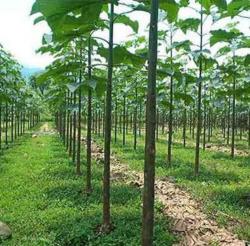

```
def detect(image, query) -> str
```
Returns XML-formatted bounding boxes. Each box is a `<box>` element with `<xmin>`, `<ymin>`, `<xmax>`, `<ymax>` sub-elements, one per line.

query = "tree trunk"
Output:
<box><xmin>142</xmin><ymin>0</ymin><xmax>158</xmax><ymax>245</ymax></box>
<box><xmin>123</xmin><ymin>95</ymin><xmax>126</xmax><ymax>146</ymax></box>
<box><xmin>194</xmin><ymin>4</ymin><xmax>203</xmax><ymax>176</ymax></box>
<box><xmin>103</xmin><ymin>2</ymin><xmax>114</xmax><ymax>229</ymax></box>
<box><xmin>76</xmin><ymin>71</ymin><xmax>82</xmax><ymax>176</ymax></box>
<box><xmin>167</xmin><ymin>29</ymin><xmax>174</xmax><ymax>166</ymax></box>
<box><xmin>134</xmin><ymin>81</ymin><xmax>138</xmax><ymax>150</ymax></box>
<box><xmin>231</xmin><ymin>55</ymin><xmax>236</xmax><ymax>158</ymax></box>
<box><xmin>86</xmin><ymin>37</ymin><xmax>92</xmax><ymax>193</ymax></box>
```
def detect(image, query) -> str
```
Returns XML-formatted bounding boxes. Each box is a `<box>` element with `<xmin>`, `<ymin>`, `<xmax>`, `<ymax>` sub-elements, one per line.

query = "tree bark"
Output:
<box><xmin>103</xmin><ymin>2</ymin><xmax>114</xmax><ymax>229</ymax></box>
<box><xmin>142</xmin><ymin>0</ymin><xmax>158</xmax><ymax>245</ymax></box>
<box><xmin>194</xmin><ymin>4</ymin><xmax>203</xmax><ymax>176</ymax></box>
<box><xmin>86</xmin><ymin>37</ymin><xmax>92</xmax><ymax>193</ymax></box>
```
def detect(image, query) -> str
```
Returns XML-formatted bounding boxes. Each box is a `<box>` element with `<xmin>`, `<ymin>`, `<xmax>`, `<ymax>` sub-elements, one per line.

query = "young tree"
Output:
<box><xmin>141</xmin><ymin>0</ymin><xmax>159</xmax><ymax>245</ymax></box>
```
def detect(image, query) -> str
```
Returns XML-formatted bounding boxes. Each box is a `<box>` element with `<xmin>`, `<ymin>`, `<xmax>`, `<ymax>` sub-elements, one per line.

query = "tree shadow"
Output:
<box><xmin>157</xmin><ymin>153</ymin><xmax>242</xmax><ymax>184</ymax></box>
<box><xmin>212</xmin><ymin>152</ymin><xmax>250</xmax><ymax>167</ymax></box>
<box><xmin>210</xmin><ymin>186</ymin><xmax>250</xmax><ymax>209</ymax></box>
<box><xmin>45</xmin><ymin>203</ymin><xmax>176</xmax><ymax>246</ymax></box>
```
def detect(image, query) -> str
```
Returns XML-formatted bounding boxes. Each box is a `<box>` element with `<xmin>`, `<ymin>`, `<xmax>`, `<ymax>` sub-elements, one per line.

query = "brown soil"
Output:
<box><xmin>88</xmin><ymin>139</ymin><xmax>246</xmax><ymax>246</ymax></box>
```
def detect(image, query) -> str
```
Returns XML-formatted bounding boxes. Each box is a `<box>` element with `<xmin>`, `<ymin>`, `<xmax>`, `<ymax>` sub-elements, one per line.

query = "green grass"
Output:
<box><xmin>0</xmin><ymin>126</ymin><xmax>176</xmax><ymax>245</ymax></box>
<box><xmin>0</xmin><ymin>122</ymin><xmax>30</xmax><ymax>151</ymax></box>
<box><xmin>94</xmin><ymin>130</ymin><xmax>250</xmax><ymax>241</ymax></box>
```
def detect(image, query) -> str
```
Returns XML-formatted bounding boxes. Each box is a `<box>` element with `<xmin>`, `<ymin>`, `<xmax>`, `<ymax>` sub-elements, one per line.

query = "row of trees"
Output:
<box><xmin>31</xmin><ymin>0</ymin><xmax>249</xmax><ymax>245</ymax></box>
<box><xmin>0</xmin><ymin>44</ymin><xmax>41</xmax><ymax>151</ymax></box>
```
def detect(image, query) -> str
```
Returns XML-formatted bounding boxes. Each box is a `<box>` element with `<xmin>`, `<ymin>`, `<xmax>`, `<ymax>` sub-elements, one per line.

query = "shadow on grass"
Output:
<box><xmin>47</xmin><ymin>204</ymin><xmax>176</xmax><ymax>246</ymax></box>
<box><xmin>38</xmin><ymin>136</ymin><xmax>176</xmax><ymax>245</ymax></box>
<box><xmin>212</xmin><ymin>152</ymin><xmax>250</xmax><ymax>167</ymax></box>
<box><xmin>110</xmin><ymin>138</ymin><xmax>243</xmax><ymax>184</ymax></box>
<box><xmin>42</xmin><ymin>177</ymin><xmax>175</xmax><ymax>246</ymax></box>
<box><xmin>43</xmin><ymin>179</ymin><xmax>142</xmax><ymax>208</ymax></box>
<box><xmin>210</xmin><ymin>186</ymin><xmax>250</xmax><ymax>209</ymax></box>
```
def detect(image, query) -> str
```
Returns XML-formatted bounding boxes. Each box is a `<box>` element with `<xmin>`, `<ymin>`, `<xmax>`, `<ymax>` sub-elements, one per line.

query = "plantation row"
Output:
<box><xmin>0</xmin><ymin>0</ymin><xmax>247</xmax><ymax>245</ymax></box>
<box><xmin>0</xmin><ymin>45</ymin><xmax>40</xmax><ymax>151</ymax></box>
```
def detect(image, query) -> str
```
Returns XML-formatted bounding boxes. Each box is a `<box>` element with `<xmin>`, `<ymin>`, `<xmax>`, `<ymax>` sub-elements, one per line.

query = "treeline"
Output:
<box><xmin>0</xmin><ymin>44</ymin><xmax>41</xmax><ymax>151</ymax></box>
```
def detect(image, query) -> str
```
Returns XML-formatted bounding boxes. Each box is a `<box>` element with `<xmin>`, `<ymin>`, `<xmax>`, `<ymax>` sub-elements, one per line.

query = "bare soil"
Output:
<box><xmin>89</xmin><ymin>139</ymin><xmax>246</xmax><ymax>246</ymax></box>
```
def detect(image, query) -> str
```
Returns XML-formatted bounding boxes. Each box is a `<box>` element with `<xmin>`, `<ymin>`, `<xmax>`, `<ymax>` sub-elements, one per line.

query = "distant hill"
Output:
<box><xmin>21</xmin><ymin>67</ymin><xmax>43</xmax><ymax>78</ymax></box>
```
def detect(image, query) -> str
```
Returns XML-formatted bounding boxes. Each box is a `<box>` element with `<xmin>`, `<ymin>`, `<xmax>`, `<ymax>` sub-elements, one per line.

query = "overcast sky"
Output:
<box><xmin>0</xmin><ymin>0</ymin><xmax>249</xmax><ymax>69</ymax></box>
<box><xmin>0</xmin><ymin>0</ymin><xmax>53</xmax><ymax>68</ymax></box>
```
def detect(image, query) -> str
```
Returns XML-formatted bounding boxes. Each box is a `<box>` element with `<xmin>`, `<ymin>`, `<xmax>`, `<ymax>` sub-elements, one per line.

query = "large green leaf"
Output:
<box><xmin>197</xmin><ymin>0</ymin><xmax>227</xmax><ymax>11</ymax></box>
<box><xmin>180</xmin><ymin>0</ymin><xmax>190</xmax><ymax>7</ymax></box>
<box><xmin>92</xmin><ymin>75</ymin><xmax>106</xmax><ymax>97</ymax></box>
<box><xmin>203</xmin><ymin>57</ymin><xmax>217</xmax><ymax>70</ymax></box>
<box><xmin>97</xmin><ymin>45</ymin><xmax>146</xmax><ymax>66</ymax></box>
<box><xmin>210</xmin><ymin>29</ymin><xmax>239</xmax><ymax>46</ymax></box>
<box><xmin>114</xmin><ymin>15</ymin><xmax>139</xmax><ymax>33</ymax></box>
<box><xmin>227</xmin><ymin>0</ymin><xmax>250</xmax><ymax>17</ymax></box>
<box><xmin>177</xmin><ymin>18</ymin><xmax>200</xmax><ymax>34</ymax></box>
<box><xmin>212</xmin><ymin>0</ymin><xmax>227</xmax><ymax>10</ymax></box>
<box><xmin>216</xmin><ymin>46</ymin><xmax>231</xmax><ymax>56</ymax></box>
<box><xmin>160</xmin><ymin>0</ymin><xmax>179</xmax><ymax>23</ymax></box>
<box><xmin>245</xmin><ymin>54</ymin><xmax>250</xmax><ymax>67</ymax></box>
<box><xmin>31</xmin><ymin>0</ymin><xmax>110</xmax><ymax>18</ymax></box>
<box><xmin>31</xmin><ymin>0</ymin><xmax>111</xmax><ymax>38</ymax></box>
<box><xmin>239</xmin><ymin>37</ymin><xmax>250</xmax><ymax>49</ymax></box>
<box><xmin>174</xmin><ymin>92</ymin><xmax>194</xmax><ymax>105</ymax></box>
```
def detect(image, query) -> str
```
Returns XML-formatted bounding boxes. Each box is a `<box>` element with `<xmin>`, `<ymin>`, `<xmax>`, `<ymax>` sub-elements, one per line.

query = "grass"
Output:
<box><xmin>94</xmin><ymin>130</ymin><xmax>250</xmax><ymax>241</ymax></box>
<box><xmin>0</xmin><ymin>125</ymin><xmax>176</xmax><ymax>245</ymax></box>
<box><xmin>0</xmin><ymin>122</ymin><xmax>30</xmax><ymax>151</ymax></box>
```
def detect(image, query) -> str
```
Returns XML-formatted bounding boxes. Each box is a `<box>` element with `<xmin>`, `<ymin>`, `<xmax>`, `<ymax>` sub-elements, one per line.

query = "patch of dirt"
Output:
<box><xmin>32</xmin><ymin>123</ymin><xmax>56</xmax><ymax>136</ymax></box>
<box><xmin>206</xmin><ymin>144</ymin><xmax>249</xmax><ymax>157</ymax></box>
<box><xmin>89</xmin><ymin>140</ymin><xmax>246</xmax><ymax>246</ymax></box>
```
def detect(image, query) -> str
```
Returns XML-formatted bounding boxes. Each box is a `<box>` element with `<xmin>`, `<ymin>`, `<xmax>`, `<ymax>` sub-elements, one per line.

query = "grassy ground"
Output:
<box><xmin>94</xmin><ymin>130</ymin><xmax>250</xmax><ymax>241</ymax></box>
<box><xmin>0</xmin><ymin>122</ymin><xmax>29</xmax><ymax>151</ymax></box>
<box><xmin>0</xmin><ymin>125</ymin><xmax>176</xmax><ymax>246</ymax></box>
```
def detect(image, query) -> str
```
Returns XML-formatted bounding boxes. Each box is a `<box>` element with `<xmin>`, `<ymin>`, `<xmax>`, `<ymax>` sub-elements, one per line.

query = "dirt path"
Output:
<box><xmin>89</xmin><ymin>140</ymin><xmax>246</xmax><ymax>246</ymax></box>
<box><xmin>32</xmin><ymin>122</ymin><xmax>56</xmax><ymax>137</ymax></box>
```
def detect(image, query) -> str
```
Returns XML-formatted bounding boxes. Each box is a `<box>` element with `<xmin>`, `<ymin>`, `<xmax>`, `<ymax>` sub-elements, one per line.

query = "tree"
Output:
<box><xmin>141</xmin><ymin>0</ymin><xmax>159</xmax><ymax>245</ymax></box>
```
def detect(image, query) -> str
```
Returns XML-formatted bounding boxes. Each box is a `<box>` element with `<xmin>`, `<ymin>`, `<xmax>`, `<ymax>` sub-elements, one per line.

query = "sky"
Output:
<box><xmin>0</xmin><ymin>0</ymin><xmax>249</xmax><ymax>69</ymax></box>
<box><xmin>0</xmin><ymin>0</ymin><xmax>53</xmax><ymax>68</ymax></box>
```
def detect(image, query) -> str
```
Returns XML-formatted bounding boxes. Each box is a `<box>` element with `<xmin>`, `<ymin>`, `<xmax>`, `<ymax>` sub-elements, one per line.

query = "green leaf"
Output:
<box><xmin>227</xmin><ymin>0</ymin><xmax>250</xmax><ymax>17</ymax></box>
<box><xmin>177</xmin><ymin>18</ymin><xmax>200</xmax><ymax>34</ymax></box>
<box><xmin>239</xmin><ymin>37</ymin><xmax>250</xmax><ymax>49</ymax></box>
<box><xmin>160</xmin><ymin>0</ymin><xmax>179</xmax><ymax>23</ymax></box>
<box><xmin>157</xmin><ymin>68</ymin><xmax>174</xmax><ymax>77</ymax></box>
<box><xmin>185</xmin><ymin>74</ymin><xmax>196</xmax><ymax>84</ymax></box>
<box><xmin>92</xmin><ymin>75</ymin><xmax>106</xmax><ymax>97</ymax></box>
<box><xmin>31</xmin><ymin>0</ymin><xmax>108</xmax><ymax>17</ymax></box>
<box><xmin>114</xmin><ymin>15</ymin><xmax>139</xmax><ymax>33</ymax></box>
<box><xmin>216</xmin><ymin>46</ymin><xmax>231</xmax><ymax>56</ymax></box>
<box><xmin>31</xmin><ymin>0</ymin><xmax>84</xmax><ymax>17</ymax></box>
<box><xmin>200</xmin><ymin>0</ymin><xmax>212</xmax><ymax>11</ymax></box>
<box><xmin>203</xmin><ymin>57</ymin><xmax>217</xmax><ymax>70</ymax></box>
<box><xmin>245</xmin><ymin>54</ymin><xmax>250</xmax><ymax>67</ymax></box>
<box><xmin>180</xmin><ymin>0</ymin><xmax>190</xmax><ymax>7</ymax></box>
<box><xmin>212</xmin><ymin>0</ymin><xmax>227</xmax><ymax>10</ymax></box>
<box><xmin>210</xmin><ymin>29</ymin><xmax>239</xmax><ymax>46</ymax></box>
<box><xmin>31</xmin><ymin>0</ymin><xmax>110</xmax><ymax>39</ymax></box>
<box><xmin>198</xmin><ymin>0</ymin><xmax>227</xmax><ymax>11</ymax></box>
<box><xmin>174</xmin><ymin>92</ymin><xmax>194</xmax><ymax>105</ymax></box>
<box><xmin>33</xmin><ymin>15</ymin><xmax>45</xmax><ymax>24</ymax></box>
<box><xmin>97</xmin><ymin>45</ymin><xmax>146</xmax><ymax>66</ymax></box>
